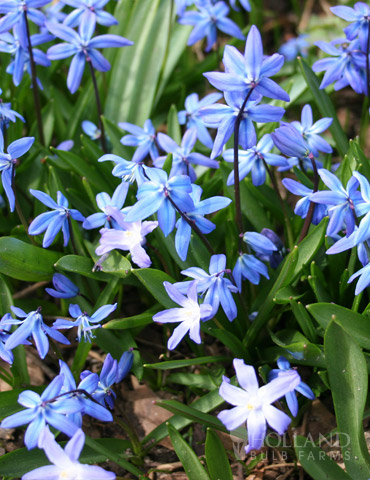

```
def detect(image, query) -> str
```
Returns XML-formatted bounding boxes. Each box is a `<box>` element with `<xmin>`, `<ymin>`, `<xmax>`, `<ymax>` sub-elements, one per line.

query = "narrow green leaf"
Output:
<box><xmin>167</xmin><ymin>104</ymin><xmax>181</xmax><ymax>144</ymax></box>
<box><xmin>324</xmin><ymin>322</ymin><xmax>370</xmax><ymax>479</ymax></box>
<box><xmin>168</xmin><ymin>423</ymin><xmax>210</xmax><ymax>480</ymax></box>
<box><xmin>144</xmin><ymin>355</ymin><xmax>230</xmax><ymax>370</ymax></box>
<box><xmin>0</xmin><ymin>274</ymin><xmax>12</xmax><ymax>316</ymax></box>
<box><xmin>167</xmin><ymin>373</ymin><xmax>218</xmax><ymax>390</ymax></box>
<box><xmin>290</xmin><ymin>300</ymin><xmax>318</xmax><ymax>343</ymax></box>
<box><xmin>55</xmin><ymin>255</ymin><xmax>111</xmax><ymax>281</ymax></box>
<box><xmin>104</xmin><ymin>306</ymin><xmax>160</xmax><ymax>330</ymax></box>
<box><xmin>205</xmin><ymin>429</ymin><xmax>233</xmax><ymax>480</ymax></box>
<box><xmin>132</xmin><ymin>268</ymin><xmax>176</xmax><ymax>307</ymax></box>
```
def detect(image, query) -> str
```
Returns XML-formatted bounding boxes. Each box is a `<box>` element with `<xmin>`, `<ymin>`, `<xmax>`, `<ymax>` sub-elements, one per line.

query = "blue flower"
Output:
<box><xmin>229</xmin><ymin>0</ymin><xmax>251</xmax><ymax>12</ymax></box>
<box><xmin>282</xmin><ymin>178</ymin><xmax>327</xmax><ymax>225</ymax></box>
<box><xmin>153</xmin><ymin>280</ymin><xmax>213</xmax><ymax>350</ymax></box>
<box><xmin>0</xmin><ymin>314</ymin><xmax>15</xmax><ymax>364</ymax></box>
<box><xmin>119</xmin><ymin>119</ymin><xmax>159</xmax><ymax>163</ymax></box>
<box><xmin>0</xmin><ymin>88</ymin><xmax>25</xmax><ymax>133</ymax></box>
<box><xmin>199</xmin><ymin>91</ymin><xmax>285</xmax><ymax>159</ymax></box>
<box><xmin>279</xmin><ymin>35</ymin><xmax>309</xmax><ymax>61</ymax></box>
<box><xmin>223</xmin><ymin>134</ymin><xmax>288</xmax><ymax>186</ymax></box>
<box><xmin>178</xmin><ymin>1</ymin><xmax>244</xmax><ymax>52</ymax></box>
<box><xmin>348</xmin><ymin>261</ymin><xmax>370</xmax><ymax>295</ymax></box>
<box><xmin>22</xmin><ymin>427</ymin><xmax>116</xmax><ymax>479</ymax></box>
<box><xmin>155</xmin><ymin>128</ymin><xmax>219</xmax><ymax>181</ymax></box>
<box><xmin>63</xmin><ymin>0</ymin><xmax>118</xmax><ymax>28</ymax></box>
<box><xmin>331</xmin><ymin>2</ymin><xmax>370</xmax><ymax>50</ymax></box>
<box><xmin>257</xmin><ymin>228</ymin><xmax>285</xmax><ymax>268</ymax></box>
<box><xmin>175</xmin><ymin>0</ymin><xmax>194</xmax><ymax>16</ymax></box>
<box><xmin>204</xmin><ymin>25</ymin><xmax>289</xmax><ymax>101</ymax></box>
<box><xmin>178</xmin><ymin>92</ymin><xmax>222</xmax><ymax>149</ymax></box>
<box><xmin>312</xmin><ymin>38</ymin><xmax>366</xmax><ymax>94</ymax></box>
<box><xmin>53</xmin><ymin>303</ymin><xmax>117</xmax><ymax>342</ymax></box>
<box><xmin>99</xmin><ymin>153</ymin><xmax>148</xmax><ymax>185</ymax></box>
<box><xmin>0</xmin><ymin>130</ymin><xmax>34</xmax><ymax>211</ymax></box>
<box><xmin>124</xmin><ymin>167</ymin><xmax>194</xmax><ymax>237</ymax></box>
<box><xmin>174</xmin><ymin>254</ymin><xmax>239</xmax><ymax>321</ymax></box>
<box><xmin>28</xmin><ymin>189</ymin><xmax>85</xmax><ymax>248</ymax></box>
<box><xmin>0</xmin><ymin>0</ymin><xmax>49</xmax><ymax>34</ymax></box>
<box><xmin>82</xmin><ymin>183</ymin><xmax>129</xmax><ymax>230</ymax></box>
<box><xmin>175</xmin><ymin>184</ymin><xmax>231</xmax><ymax>261</ymax></box>
<box><xmin>82</xmin><ymin>120</ymin><xmax>101</xmax><ymax>140</ymax></box>
<box><xmin>46</xmin><ymin>11</ymin><xmax>133</xmax><ymax>93</ymax></box>
<box><xmin>233</xmin><ymin>254</ymin><xmax>270</xmax><ymax>291</ymax></box>
<box><xmin>218</xmin><ymin>359</ymin><xmax>300</xmax><ymax>453</ymax></box>
<box><xmin>269</xmin><ymin>357</ymin><xmax>315</xmax><ymax>417</ymax></box>
<box><xmin>289</xmin><ymin>104</ymin><xmax>333</xmax><ymax>157</ymax></box>
<box><xmin>310</xmin><ymin>169</ymin><xmax>360</xmax><ymax>237</ymax></box>
<box><xmin>4</xmin><ymin>306</ymin><xmax>70</xmax><ymax>359</ymax></box>
<box><xmin>46</xmin><ymin>273</ymin><xmax>79</xmax><ymax>299</ymax></box>
<box><xmin>0</xmin><ymin>375</ymin><xmax>82</xmax><ymax>449</ymax></box>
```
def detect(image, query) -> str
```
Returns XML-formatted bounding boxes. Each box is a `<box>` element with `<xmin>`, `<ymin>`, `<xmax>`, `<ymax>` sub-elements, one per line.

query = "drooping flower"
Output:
<box><xmin>4</xmin><ymin>306</ymin><xmax>70</xmax><ymax>359</ymax></box>
<box><xmin>153</xmin><ymin>280</ymin><xmax>213</xmax><ymax>350</ymax></box>
<box><xmin>28</xmin><ymin>189</ymin><xmax>85</xmax><ymax>248</ymax></box>
<box><xmin>174</xmin><ymin>254</ymin><xmax>238</xmax><ymax>320</ymax></box>
<box><xmin>178</xmin><ymin>1</ymin><xmax>244</xmax><ymax>52</ymax></box>
<box><xmin>269</xmin><ymin>356</ymin><xmax>315</xmax><ymax>417</ymax></box>
<box><xmin>233</xmin><ymin>253</ymin><xmax>270</xmax><ymax>291</ymax></box>
<box><xmin>0</xmin><ymin>313</ymin><xmax>15</xmax><ymax>364</ymax></box>
<box><xmin>22</xmin><ymin>427</ymin><xmax>116</xmax><ymax>479</ymax></box>
<box><xmin>0</xmin><ymin>130</ymin><xmax>34</xmax><ymax>211</ymax></box>
<box><xmin>53</xmin><ymin>303</ymin><xmax>117</xmax><ymax>342</ymax></box>
<box><xmin>218</xmin><ymin>359</ymin><xmax>300</xmax><ymax>453</ymax></box>
<box><xmin>62</xmin><ymin>0</ymin><xmax>118</xmax><ymax>28</ymax></box>
<box><xmin>46</xmin><ymin>273</ymin><xmax>79</xmax><ymax>299</ymax></box>
<box><xmin>119</xmin><ymin>119</ymin><xmax>159</xmax><ymax>163</ymax></box>
<box><xmin>82</xmin><ymin>120</ymin><xmax>101</xmax><ymax>140</ymax></box>
<box><xmin>204</xmin><ymin>25</ymin><xmax>289</xmax><ymax>101</ymax></box>
<box><xmin>282</xmin><ymin>178</ymin><xmax>327</xmax><ymax>225</ymax></box>
<box><xmin>229</xmin><ymin>0</ymin><xmax>251</xmax><ymax>12</ymax></box>
<box><xmin>46</xmin><ymin>11</ymin><xmax>133</xmax><ymax>93</ymax></box>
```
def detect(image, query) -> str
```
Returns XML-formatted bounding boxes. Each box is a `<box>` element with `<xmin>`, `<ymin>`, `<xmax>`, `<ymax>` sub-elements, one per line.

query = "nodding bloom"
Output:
<box><xmin>4</xmin><ymin>306</ymin><xmax>70</xmax><ymax>359</ymax></box>
<box><xmin>123</xmin><ymin>167</ymin><xmax>194</xmax><ymax>237</ymax></box>
<box><xmin>95</xmin><ymin>206</ymin><xmax>158</xmax><ymax>268</ymax></box>
<box><xmin>46</xmin><ymin>273</ymin><xmax>79</xmax><ymax>299</ymax></box>
<box><xmin>279</xmin><ymin>34</ymin><xmax>309</xmax><ymax>61</ymax></box>
<box><xmin>269</xmin><ymin>356</ymin><xmax>315</xmax><ymax>417</ymax></box>
<box><xmin>0</xmin><ymin>88</ymin><xmax>25</xmax><ymax>133</ymax></box>
<box><xmin>28</xmin><ymin>189</ymin><xmax>85</xmax><ymax>248</ymax></box>
<box><xmin>178</xmin><ymin>92</ymin><xmax>222</xmax><ymax>149</ymax></box>
<box><xmin>223</xmin><ymin>134</ymin><xmax>288</xmax><ymax>186</ymax></box>
<box><xmin>22</xmin><ymin>427</ymin><xmax>116</xmax><ymax>480</ymax></box>
<box><xmin>229</xmin><ymin>0</ymin><xmax>251</xmax><ymax>12</ymax></box>
<box><xmin>288</xmin><ymin>104</ymin><xmax>333</xmax><ymax>157</ymax></box>
<box><xmin>46</xmin><ymin>11</ymin><xmax>133</xmax><ymax>93</ymax></box>
<box><xmin>153</xmin><ymin>280</ymin><xmax>213</xmax><ymax>350</ymax></box>
<box><xmin>155</xmin><ymin>128</ymin><xmax>219</xmax><ymax>181</ymax></box>
<box><xmin>178</xmin><ymin>1</ymin><xmax>244</xmax><ymax>52</ymax></box>
<box><xmin>199</xmin><ymin>91</ymin><xmax>285</xmax><ymax>159</ymax></box>
<box><xmin>218</xmin><ymin>359</ymin><xmax>300</xmax><ymax>453</ymax></box>
<box><xmin>82</xmin><ymin>183</ymin><xmax>129</xmax><ymax>230</ymax></box>
<box><xmin>82</xmin><ymin>120</ymin><xmax>101</xmax><ymax>140</ymax></box>
<box><xmin>331</xmin><ymin>2</ymin><xmax>370</xmax><ymax>50</ymax></box>
<box><xmin>0</xmin><ymin>25</ymin><xmax>52</xmax><ymax>87</ymax></box>
<box><xmin>173</xmin><ymin>254</ymin><xmax>239</xmax><ymax>321</ymax></box>
<box><xmin>174</xmin><ymin>184</ymin><xmax>231</xmax><ymax>261</ymax></box>
<box><xmin>0</xmin><ymin>130</ymin><xmax>34</xmax><ymax>212</ymax></box>
<box><xmin>119</xmin><ymin>119</ymin><xmax>159</xmax><ymax>163</ymax></box>
<box><xmin>0</xmin><ymin>0</ymin><xmax>49</xmax><ymax>34</ymax></box>
<box><xmin>204</xmin><ymin>25</ymin><xmax>289</xmax><ymax>101</ymax></box>
<box><xmin>53</xmin><ymin>303</ymin><xmax>117</xmax><ymax>342</ymax></box>
<box><xmin>0</xmin><ymin>314</ymin><xmax>16</xmax><ymax>364</ymax></box>
<box><xmin>0</xmin><ymin>375</ymin><xmax>82</xmax><ymax>449</ymax></box>
<box><xmin>62</xmin><ymin>0</ymin><xmax>119</xmax><ymax>28</ymax></box>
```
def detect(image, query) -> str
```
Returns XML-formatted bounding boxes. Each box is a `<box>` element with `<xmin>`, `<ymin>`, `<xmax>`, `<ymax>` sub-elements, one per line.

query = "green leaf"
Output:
<box><xmin>0</xmin><ymin>387</ymin><xmax>43</xmax><ymax>420</ymax></box>
<box><xmin>167</xmin><ymin>373</ymin><xmax>218</xmax><ymax>390</ymax></box>
<box><xmin>168</xmin><ymin>423</ymin><xmax>210</xmax><ymax>480</ymax></box>
<box><xmin>132</xmin><ymin>268</ymin><xmax>176</xmax><ymax>307</ymax></box>
<box><xmin>167</xmin><ymin>104</ymin><xmax>181</xmax><ymax>144</ymax></box>
<box><xmin>55</xmin><ymin>255</ymin><xmax>111</xmax><ymax>281</ymax></box>
<box><xmin>269</xmin><ymin>329</ymin><xmax>324</xmax><ymax>363</ymax></box>
<box><xmin>297</xmin><ymin>58</ymin><xmax>348</xmax><ymax>158</ymax></box>
<box><xmin>104</xmin><ymin>306</ymin><xmax>160</xmax><ymax>330</ymax></box>
<box><xmin>324</xmin><ymin>321</ymin><xmax>370</xmax><ymax>479</ymax></box>
<box><xmin>0</xmin><ymin>438</ymin><xmax>132</xmax><ymax>478</ymax></box>
<box><xmin>0</xmin><ymin>274</ymin><xmax>12</xmax><ymax>316</ymax></box>
<box><xmin>94</xmin><ymin>251</ymin><xmax>132</xmax><ymax>277</ymax></box>
<box><xmin>205</xmin><ymin>429</ymin><xmax>233</xmax><ymax>480</ymax></box>
<box><xmin>0</xmin><ymin>237</ymin><xmax>61</xmax><ymax>281</ymax></box>
<box><xmin>307</xmin><ymin>303</ymin><xmax>370</xmax><ymax>349</ymax></box>
<box><xmin>294</xmin><ymin>435</ymin><xmax>351</xmax><ymax>480</ymax></box>
<box><xmin>144</xmin><ymin>355</ymin><xmax>230</xmax><ymax>370</ymax></box>
<box><xmin>206</xmin><ymin>328</ymin><xmax>247</xmax><ymax>359</ymax></box>
<box><xmin>290</xmin><ymin>300</ymin><xmax>318</xmax><ymax>343</ymax></box>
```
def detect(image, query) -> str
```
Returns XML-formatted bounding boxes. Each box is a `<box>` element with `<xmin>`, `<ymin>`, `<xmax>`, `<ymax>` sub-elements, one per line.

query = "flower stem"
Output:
<box><xmin>166</xmin><ymin>196</ymin><xmax>215</xmax><ymax>255</ymax></box>
<box><xmin>298</xmin><ymin>155</ymin><xmax>319</xmax><ymax>243</ymax></box>
<box><xmin>24</xmin><ymin>11</ymin><xmax>45</xmax><ymax>146</ymax></box>
<box><xmin>87</xmin><ymin>61</ymin><xmax>107</xmax><ymax>153</ymax></box>
<box><xmin>234</xmin><ymin>88</ymin><xmax>254</xmax><ymax>247</ymax></box>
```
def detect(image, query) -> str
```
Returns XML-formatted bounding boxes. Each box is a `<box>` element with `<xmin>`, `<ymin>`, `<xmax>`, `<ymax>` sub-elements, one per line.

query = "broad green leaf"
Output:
<box><xmin>294</xmin><ymin>435</ymin><xmax>351</xmax><ymax>480</ymax></box>
<box><xmin>270</xmin><ymin>329</ymin><xmax>324</xmax><ymax>363</ymax></box>
<box><xmin>205</xmin><ymin>429</ymin><xmax>233</xmax><ymax>480</ymax></box>
<box><xmin>307</xmin><ymin>303</ymin><xmax>370</xmax><ymax>349</ymax></box>
<box><xmin>0</xmin><ymin>237</ymin><xmax>61</xmax><ymax>281</ymax></box>
<box><xmin>290</xmin><ymin>300</ymin><xmax>318</xmax><ymax>343</ymax></box>
<box><xmin>132</xmin><ymin>268</ymin><xmax>176</xmax><ymax>307</ymax></box>
<box><xmin>0</xmin><ymin>438</ymin><xmax>131</xmax><ymax>478</ymax></box>
<box><xmin>0</xmin><ymin>274</ymin><xmax>12</xmax><ymax>316</ymax></box>
<box><xmin>168</xmin><ymin>423</ymin><xmax>210</xmax><ymax>480</ymax></box>
<box><xmin>298</xmin><ymin>58</ymin><xmax>348</xmax><ymax>158</ymax></box>
<box><xmin>167</xmin><ymin>373</ymin><xmax>218</xmax><ymax>390</ymax></box>
<box><xmin>273</xmin><ymin>286</ymin><xmax>304</xmax><ymax>304</ymax></box>
<box><xmin>324</xmin><ymin>322</ymin><xmax>370</xmax><ymax>479</ymax></box>
<box><xmin>55</xmin><ymin>255</ymin><xmax>111</xmax><ymax>281</ymax></box>
<box><xmin>144</xmin><ymin>355</ymin><xmax>230</xmax><ymax>370</ymax></box>
<box><xmin>94</xmin><ymin>251</ymin><xmax>132</xmax><ymax>277</ymax></box>
<box><xmin>104</xmin><ymin>306</ymin><xmax>160</xmax><ymax>330</ymax></box>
